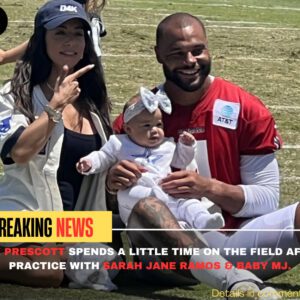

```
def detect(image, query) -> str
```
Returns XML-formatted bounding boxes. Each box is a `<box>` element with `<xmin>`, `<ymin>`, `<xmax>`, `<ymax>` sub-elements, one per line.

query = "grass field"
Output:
<box><xmin>0</xmin><ymin>0</ymin><xmax>300</xmax><ymax>299</ymax></box>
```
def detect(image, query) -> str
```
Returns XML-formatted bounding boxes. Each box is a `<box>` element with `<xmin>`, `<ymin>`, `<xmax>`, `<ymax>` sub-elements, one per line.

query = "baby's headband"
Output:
<box><xmin>124</xmin><ymin>86</ymin><xmax>172</xmax><ymax>123</ymax></box>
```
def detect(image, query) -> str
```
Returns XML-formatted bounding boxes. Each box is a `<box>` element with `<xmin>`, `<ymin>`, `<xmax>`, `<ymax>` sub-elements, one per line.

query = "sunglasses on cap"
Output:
<box><xmin>74</xmin><ymin>0</ymin><xmax>87</xmax><ymax>4</ymax></box>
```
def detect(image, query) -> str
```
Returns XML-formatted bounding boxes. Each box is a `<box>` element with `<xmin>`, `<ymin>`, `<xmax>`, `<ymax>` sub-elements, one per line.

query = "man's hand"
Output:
<box><xmin>161</xmin><ymin>170</ymin><xmax>245</xmax><ymax>214</ymax></box>
<box><xmin>160</xmin><ymin>170</ymin><xmax>211</xmax><ymax>199</ymax></box>
<box><xmin>106</xmin><ymin>160</ymin><xmax>147</xmax><ymax>191</ymax></box>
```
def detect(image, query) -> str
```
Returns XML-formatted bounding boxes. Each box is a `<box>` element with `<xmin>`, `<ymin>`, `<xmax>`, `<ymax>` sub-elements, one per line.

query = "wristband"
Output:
<box><xmin>44</xmin><ymin>105</ymin><xmax>62</xmax><ymax>123</ymax></box>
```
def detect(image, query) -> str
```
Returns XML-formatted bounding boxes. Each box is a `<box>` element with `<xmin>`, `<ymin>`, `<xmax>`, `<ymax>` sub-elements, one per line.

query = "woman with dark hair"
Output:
<box><xmin>0</xmin><ymin>0</ymin><xmax>115</xmax><ymax>287</ymax></box>
<box><xmin>0</xmin><ymin>0</ymin><xmax>108</xmax><ymax>64</ymax></box>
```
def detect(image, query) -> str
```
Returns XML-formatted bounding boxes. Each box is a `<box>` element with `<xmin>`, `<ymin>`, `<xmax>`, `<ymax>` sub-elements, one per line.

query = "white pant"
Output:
<box><xmin>203</xmin><ymin>202</ymin><xmax>300</xmax><ymax>279</ymax></box>
<box><xmin>118</xmin><ymin>183</ymin><xmax>220</xmax><ymax>227</ymax></box>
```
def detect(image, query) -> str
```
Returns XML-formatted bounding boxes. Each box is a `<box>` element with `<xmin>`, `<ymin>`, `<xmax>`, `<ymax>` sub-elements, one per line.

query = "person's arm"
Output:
<box><xmin>159</xmin><ymin>170</ymin><xmax>244</xmax><ymax>214</ymax></box>
<box><xmin>234</xmin><ymin>153</ymin><xmax>279</xmax><ymax>217</ymax></box>
<box><xmin>0</xmin><ymin>41</ymin><xmax>29</xmax><ymax>65</ymax></box>
<box><xmin>77</xmin><ymin>136</ymin><xmax>119</xmax><ymax>175</ymax></box>
<box><xmin>160</xmin><ymin>153</ymin><xmax>279</xmax><ymax>216</ymax></box>
<box><xmin>10</xmin><ymin>108</ymin><xmax>62</xmax><ymax>164</ymax></box>
<box><xmin>171</xmin><ymin>131</ymin><xmax>197</xmax><ymax>170</ymax></box>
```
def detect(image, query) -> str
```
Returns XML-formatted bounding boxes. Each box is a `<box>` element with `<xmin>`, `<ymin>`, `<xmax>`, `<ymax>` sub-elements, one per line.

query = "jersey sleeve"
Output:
<box><xmin>238</xmin><ymin>100</ymin><xmax>282</xmax><ymax>155</ymax></box>
<box><xmin>0</xmin><ymin>83</ymin><xmax>28</xmax><ymax>161</ymax></box>
<box><xmin>171</xmin><ymin>140</ymin><xmax>196</xmax><ymax>170</ymax></box>
<box><xmin>80</xmin><ymin>135</ymin><xmax>121</xmax><ymax>175</ymax></box>
<box><xmin>235</xmin><ymin>153</ymin><xmax>279</xmax><ymax>217</ymax></box>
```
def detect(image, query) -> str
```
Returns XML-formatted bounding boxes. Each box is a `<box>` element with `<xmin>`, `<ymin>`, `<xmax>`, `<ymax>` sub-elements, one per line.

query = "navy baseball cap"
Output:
<box><xmin>34</xmin><ymin>0</ymin><xmax>91</xmax><ymax>30</ymax></box>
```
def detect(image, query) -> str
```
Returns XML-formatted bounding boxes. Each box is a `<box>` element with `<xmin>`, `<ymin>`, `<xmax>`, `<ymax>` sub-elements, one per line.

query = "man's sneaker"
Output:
<box><xmin>228</xmin><ymin>280</ymin><xmax>282</xmax><ymax>300</ymax></box>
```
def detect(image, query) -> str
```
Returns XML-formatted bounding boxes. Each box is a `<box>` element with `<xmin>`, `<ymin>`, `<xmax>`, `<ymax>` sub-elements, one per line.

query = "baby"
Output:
<box><xmin>77</xmin><ymin>87</ymin><xmax>224</xmax><ymax>229</ymax></box>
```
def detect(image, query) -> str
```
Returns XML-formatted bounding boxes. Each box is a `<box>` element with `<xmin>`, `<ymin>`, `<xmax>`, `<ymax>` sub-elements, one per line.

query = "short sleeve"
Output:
<box><xmin>171</xmin><ymin>141</ymin><xmax>196</xmax><ymax>170</ymax></box>
<box><xmin>238</xmin><ymin>102</ymin><xmax>282</xmax><ymax>155</ymax></box>
<box><xmin>0</xmin><ymin>83</ymin><xmax>28</xmax><ymax>159</ymax></box>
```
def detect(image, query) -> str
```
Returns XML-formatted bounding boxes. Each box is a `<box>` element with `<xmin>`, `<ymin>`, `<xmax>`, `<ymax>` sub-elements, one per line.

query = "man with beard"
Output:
<box><xmin>109</xmin><ymin>13</ymin><xmax>300</xmax><ymax>299</ymax></box>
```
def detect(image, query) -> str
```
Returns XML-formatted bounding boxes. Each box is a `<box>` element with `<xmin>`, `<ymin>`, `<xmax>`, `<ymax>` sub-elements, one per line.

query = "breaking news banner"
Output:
<box><xmin>0</xmin><ymin>211</ymin><xmax>112</xmax><ymax>242</ymax></box>
<box><xmin>0</xmin><ymin>212</ymin><xmax>300</xmax><ymax>298</ymax></box>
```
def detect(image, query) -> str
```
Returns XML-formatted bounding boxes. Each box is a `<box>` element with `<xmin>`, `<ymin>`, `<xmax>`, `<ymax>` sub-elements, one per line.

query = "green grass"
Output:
<box><xmin>0</xmin><ymin>0</ymin><xmax>300</xmax><ymax>298</ymax></box>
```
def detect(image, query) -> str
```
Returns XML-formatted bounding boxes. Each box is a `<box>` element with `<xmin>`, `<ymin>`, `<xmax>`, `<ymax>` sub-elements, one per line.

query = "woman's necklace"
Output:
<box><xmin>46</xmin><ymin>82</ymin><xmax>55</xmax><ymax>92</ymax></box>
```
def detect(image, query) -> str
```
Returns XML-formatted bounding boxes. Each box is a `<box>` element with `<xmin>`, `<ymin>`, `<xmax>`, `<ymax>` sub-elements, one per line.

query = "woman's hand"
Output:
<box><xmin>49</xmin><ymin>64</ymin><xmax>94</xmax><ymax>111</ymax></box>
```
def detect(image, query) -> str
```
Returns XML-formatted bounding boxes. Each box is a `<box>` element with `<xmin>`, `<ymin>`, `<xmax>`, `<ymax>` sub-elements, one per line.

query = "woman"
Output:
<box><xmin>0</xmin><ymin>0</ymin><xmax>113</xmax><ymax>287</ymax></box>
<box><xmin>0</xmin><ymin>0</ymin><xmax>107</xmax><ymax>64</ymax></box>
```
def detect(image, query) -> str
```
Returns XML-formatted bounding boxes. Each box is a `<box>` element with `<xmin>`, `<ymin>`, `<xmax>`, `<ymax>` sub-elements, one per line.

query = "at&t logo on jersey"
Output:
<box><xmin>213</xmin><ymin>99</ymin><xmax>240</xmax><ymax>130</ymax></box>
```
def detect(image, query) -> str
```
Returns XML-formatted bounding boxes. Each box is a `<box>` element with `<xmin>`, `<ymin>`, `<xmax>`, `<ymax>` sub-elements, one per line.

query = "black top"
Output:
<box><xmin>57</xmin><ymin>128</ymin><xmax>102</xmax><ymax>210</ymax></box>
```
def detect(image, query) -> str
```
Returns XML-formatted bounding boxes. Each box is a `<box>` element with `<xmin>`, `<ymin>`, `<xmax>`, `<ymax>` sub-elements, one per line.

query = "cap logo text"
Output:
<box><xmin>59</xmin><ymin>5</ymin><xmax>77</xmax><ymax>12</ymax></box>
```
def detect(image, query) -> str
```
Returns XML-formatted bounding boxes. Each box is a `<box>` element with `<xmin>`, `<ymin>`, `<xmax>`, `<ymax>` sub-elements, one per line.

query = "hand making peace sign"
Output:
<box><xmin>49</xmin><ymin>64</ymin><xmax>95</xmax><ymax>111</ymax></box>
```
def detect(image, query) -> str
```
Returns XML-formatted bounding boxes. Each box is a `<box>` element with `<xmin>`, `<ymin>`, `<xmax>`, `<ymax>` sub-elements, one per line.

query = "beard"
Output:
<box><xmin>163</xmin><ymin>59</ymin><xmax>211</xmax><ymax>92</ymax></box>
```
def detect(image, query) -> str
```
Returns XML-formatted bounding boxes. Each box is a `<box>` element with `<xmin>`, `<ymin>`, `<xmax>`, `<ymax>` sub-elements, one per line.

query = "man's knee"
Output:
<box><xmin>132</xmin><ymin>197</ymin><xmax>164</xmax><ymax>214</ymax></box>
<box><xmin>128</xmin><ymin>197</ymin><xmax>153</xmax><ymax>227</ymax></box>
<box><xmin>128</xmin><ymin>197</ymin><xmax>168</xmax><ymax>227</ymax></box>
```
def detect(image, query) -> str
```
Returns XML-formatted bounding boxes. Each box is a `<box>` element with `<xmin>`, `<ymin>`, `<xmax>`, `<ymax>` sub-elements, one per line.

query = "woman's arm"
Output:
<box><xmin>11</xmin><ymin>64</ymin><xmax>95</xmax><ymax>164</ymax></box>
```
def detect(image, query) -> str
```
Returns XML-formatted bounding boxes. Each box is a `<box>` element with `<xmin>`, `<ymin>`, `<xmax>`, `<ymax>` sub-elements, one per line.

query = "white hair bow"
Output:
<box><xmin>140</xmin><ymin>86</ymin><xmax>172</xmax><ymax>114</ymax></box>
<box><xmin>124</xmin><ymin>86</ymin><xmax>172</xmax><ymax>123</ymax></box>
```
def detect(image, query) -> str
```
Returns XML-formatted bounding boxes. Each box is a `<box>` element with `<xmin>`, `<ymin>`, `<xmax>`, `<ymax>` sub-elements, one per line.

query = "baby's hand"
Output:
<box><xmin>179</xmin><ymin>131</ymin><xmax>195</xmax><ymax>146</ymax></box>
<box><xmin>76</xmin><ymin>158</ymin><xmax>92</xmax><ymax>173</ymax></box>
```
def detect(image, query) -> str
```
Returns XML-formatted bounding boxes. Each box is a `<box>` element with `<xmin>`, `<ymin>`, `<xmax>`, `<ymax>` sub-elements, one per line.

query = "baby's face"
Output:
<box><xmin>124</xmin><ymin>108</ymin><xmax>165</xmax><ymax>148</ymax></box>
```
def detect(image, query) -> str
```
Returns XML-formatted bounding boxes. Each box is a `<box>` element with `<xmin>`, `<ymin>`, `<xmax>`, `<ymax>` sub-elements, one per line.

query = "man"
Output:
<box><xmin>109</xmin><ymin>12</ymin><xmax>299</xmax><ymax>299</ymax></box>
